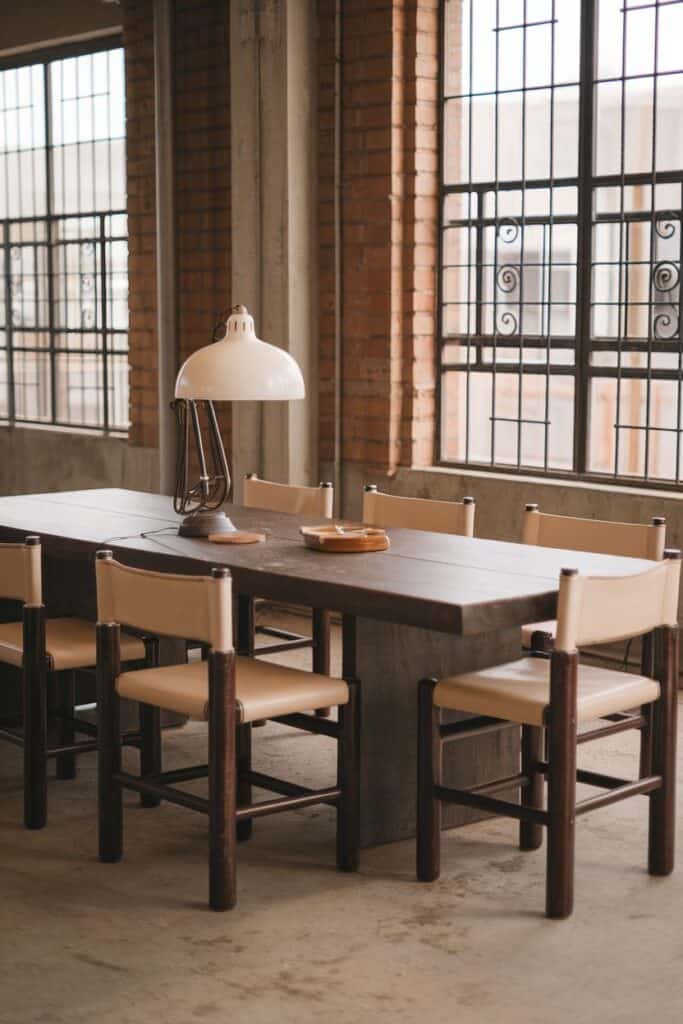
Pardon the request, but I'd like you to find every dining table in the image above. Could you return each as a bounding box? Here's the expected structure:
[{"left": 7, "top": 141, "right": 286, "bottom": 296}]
[{"left": 0, "top": 487, "right": 655, "bottom": 847}]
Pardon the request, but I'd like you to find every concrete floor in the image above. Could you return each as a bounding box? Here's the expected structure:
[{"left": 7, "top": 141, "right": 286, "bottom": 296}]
[{"left": 2, "top": 613, "right": 683, "bottom": 1024}]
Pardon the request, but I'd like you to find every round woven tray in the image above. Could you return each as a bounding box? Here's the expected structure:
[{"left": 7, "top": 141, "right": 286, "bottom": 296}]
[{"left": 300, "top": 524, "right": 390, "bottom": 553}]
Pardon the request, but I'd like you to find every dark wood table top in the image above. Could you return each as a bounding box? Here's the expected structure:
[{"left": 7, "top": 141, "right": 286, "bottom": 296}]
[{"left": 0, "top": 488, "right": 655, "bottom": 636}]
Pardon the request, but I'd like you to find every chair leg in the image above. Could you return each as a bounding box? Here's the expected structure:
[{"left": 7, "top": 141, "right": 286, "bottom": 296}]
[
  {"left": 639, "top": 703, "right": 654, "bottom": 780},
  {"left": 336, "top": 677, "right": 360, "bottom": 872},
  {"left": 520, "top": 725, "right": 544, "bottom": 851},
  {"left": 417, "top": 677, "right": 441, "bottom": 882},
  {"left": 639, "top": 632, "right": 655, "bottom": 778},
  {"left": 531, "top": 631, "right": 553, "bottom": 656},
  {"left": 139, "top": 703, "right": 162, "bottom": 808},
  {"left": 649, "top": 625, "right": 678, "bottom": 877},
  {"left": 208, "top": 649, "right": 237, "bottom": 911},
  {"left": 236, "top": 722, "right": 253, "bottom": 842},
  {"left": 546, "top": 651, "right": 577, "bottom": 919},
  {"left": 313, "top": 609, "right": 332, "bottom": 718},
  {"left": 56, "top": 671, "right": 77, "bottom": 781},
  {"left": 236, "top": 594, "right": 255, "bottom": 657},
  {"left": 97, "top": 623, "right": 123, "bottom": 862},
  {"left": 238, "top": 593, "right": 268, "bottom": 728},
  {"left": 23, "top": 606, "right": 47, "bottom": 830}
]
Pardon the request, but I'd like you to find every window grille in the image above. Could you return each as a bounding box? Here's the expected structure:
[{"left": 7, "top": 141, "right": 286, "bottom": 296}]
[{"left": 0, "top": 39, "right": 128, "bottom": 433}]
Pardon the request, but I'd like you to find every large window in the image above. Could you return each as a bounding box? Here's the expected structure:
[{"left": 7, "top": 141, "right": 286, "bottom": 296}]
[
  {"left": 0, "top": 40, "right": 128, "bottom": 433},
  {"left": 439, "top": 0, "right": 683, "bottom": 486}
]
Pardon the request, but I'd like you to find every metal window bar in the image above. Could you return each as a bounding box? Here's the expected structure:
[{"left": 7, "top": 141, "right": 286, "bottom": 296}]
[
  {"left": 0, "top": 38, "right": 128, "bottom": 435},
  {"left": 438, "top": 0, "right": 683, "bottom": 489}
]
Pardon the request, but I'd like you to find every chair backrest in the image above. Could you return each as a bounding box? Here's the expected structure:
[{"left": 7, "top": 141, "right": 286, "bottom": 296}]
[
  {"left": 362, "top": 486, "right": 476, "bottom": 537},
  {"left": 0, "top": 536, "right": 42, "bottom": 605},
  {"left": 95, "top": 551, "right": 233, "bottom": 652},
  {"left": 522, "top": 504, "right": 666, "bottom": 561},
  {"left": 554, "top": 551, "right": 681, "bottom": 653},
  {"left": 243, "top": 475, "right": 333, "bottom": 519}
]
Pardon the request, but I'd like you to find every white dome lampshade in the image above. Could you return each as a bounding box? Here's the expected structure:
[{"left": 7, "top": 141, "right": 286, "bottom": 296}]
[{"left": 174, "top": 305, "right": 305, "bottom": 402}]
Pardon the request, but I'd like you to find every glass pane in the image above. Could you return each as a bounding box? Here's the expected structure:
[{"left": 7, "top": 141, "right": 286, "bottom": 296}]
[
  {"left": 55, "top": 352, "right": 103, "bottom": 427},
  {"left": 0, "top": 47, "right": 128, "bottom": 432},
  {"left": 13, "top": 351, "right": 52, "bottom": 422},
  {"left": 0, "top": 349, "right": 9, "bottom": 419},
  {"left": 108, "top": 353, "right": 131, "bottom": 431}
]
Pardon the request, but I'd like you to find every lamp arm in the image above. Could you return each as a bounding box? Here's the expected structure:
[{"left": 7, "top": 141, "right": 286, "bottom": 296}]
[
  {"left": 189, "top": 400, "right": 211, "bottom": 501},
  {"left": 206, "top": 400, "right": 231, "bottom": 502},
  {"left": 171, "top": 399, "right": 190, "bottom": 515},
  {"left": 171, "top": 398, "right": 230, "bottom": 517}
]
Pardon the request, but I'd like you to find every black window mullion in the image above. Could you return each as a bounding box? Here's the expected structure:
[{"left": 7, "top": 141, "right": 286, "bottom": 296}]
[
  {"left": 573, "top": 0, "right": 597, "bottom": 476},
  {"left": 3, "top": 223, "right": 15, "bottom": 422},
  {"left": 100, "top": 213, "right": 109, "bottom": 432},
  {"left": 43, "top": 60, "right": 57, "bottom": 424}
]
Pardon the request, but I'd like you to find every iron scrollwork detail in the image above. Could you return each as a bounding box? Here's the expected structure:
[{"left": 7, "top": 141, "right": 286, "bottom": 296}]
[
  {"left": 651, "top": 212, "right": 680, "bottom": 341},
  {"left": 494, "top": 218, "right": 521, "bottom": 336},
  {"left": 79, "top": 240, "right": 96, "bottom": 329},
  {"left": 654, "top": 213, "right": 678, "bottom": 241},
  {"left": 495, "top": 264, "right": 520, "bottom": 293},
  {"left": 497, "top": 310, "right": 518, "bottom": 336},
  {"left": 9, "top": 246, "right": 22, "bottom": 327},
  {"left": 497, "top": 218, "right": 519, "bottom": 244}
]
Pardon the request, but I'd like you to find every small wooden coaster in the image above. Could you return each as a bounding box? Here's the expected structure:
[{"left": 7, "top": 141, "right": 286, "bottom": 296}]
[{"left": 208, "top": 531, "right": 266, "bottom": 544}]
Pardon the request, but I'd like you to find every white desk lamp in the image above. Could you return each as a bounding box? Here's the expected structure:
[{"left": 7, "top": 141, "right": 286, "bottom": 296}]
[{"left": 172, "top": 305, "right": 305, "bottom": 537}]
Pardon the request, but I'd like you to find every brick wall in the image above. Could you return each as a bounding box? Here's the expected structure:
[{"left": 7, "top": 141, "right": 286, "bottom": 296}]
[
  {"left": 317, "top": 0, "right": 439, "bottom": 476},
  {"left": 398, "top": 0, "right": 439, "bottom": 469},
  {"left": 123, "top": 0, "right": 231, "bottom": 450},
  {"left": 123, "top": 0, "right": 158, "bottom": 448},
  {"left": 124, "top": 0, "right": 438, "bottom": 475},
  {"left": 174, "top": 0, "right": 231, "bottom": 444}
]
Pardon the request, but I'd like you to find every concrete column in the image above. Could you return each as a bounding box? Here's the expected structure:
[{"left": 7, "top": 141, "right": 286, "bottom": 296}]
[{"left": 229, "top": 0, "right": 317, "bottom": 496}]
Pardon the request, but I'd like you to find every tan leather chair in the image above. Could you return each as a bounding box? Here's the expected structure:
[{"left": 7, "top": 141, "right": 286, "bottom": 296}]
[
  {"left": 241, "top": 474, "right": 334, "bottom": 718},
  {"left": 0, "top": 536, "right": 147, "bottom": 829},
  {"left": 417, "top": 551, "right": 681, "bottom": 919},
  {"left": 521, "top": 504, "right": 666, "bottom": 652},
  {"left": 243, "top": 475, "right": 334, "bottom": 520},
  {"left": 362, "top": 485, "right": 476, "bottom": 536},
  {"left": 95, "top": 550, "right": 360, "bottom": 911}
]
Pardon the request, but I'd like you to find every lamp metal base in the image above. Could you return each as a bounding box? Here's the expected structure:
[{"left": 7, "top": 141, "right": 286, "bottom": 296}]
[{"left": 178, "top": 510, "right": 237, "bottom": 538}]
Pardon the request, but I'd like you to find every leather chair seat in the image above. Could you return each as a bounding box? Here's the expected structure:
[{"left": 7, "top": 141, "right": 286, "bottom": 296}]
[
  {"left": 116, "top": 656, "right": 349, "bottom": 723},
  {"left": 0, "top": 618, "right": 146, "bottom": 671},
  {"left": 521, "top": 619, "right": 557, "bottom": 649},
  {"left": 434, "top": 656, "right": 660, "bottom": 727}
]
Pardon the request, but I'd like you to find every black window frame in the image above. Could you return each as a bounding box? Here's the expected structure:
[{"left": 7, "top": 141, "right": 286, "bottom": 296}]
[
  {"left": 437, "top": 0, "right": 683, "bottom": 491},
  {"left": 0, "top": 34, "right": 129, "bottom": 436}
]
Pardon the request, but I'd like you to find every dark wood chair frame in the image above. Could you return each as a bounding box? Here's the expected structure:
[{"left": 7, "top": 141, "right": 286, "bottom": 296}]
[
  {"left": 0, "top": 569, "right": 155, "bottom": 830},
  {"left": 417, "top": 624, "right": 678, "bottom": 919},
  {"left": 97, "top": 584, "right": 361, "bottom": 911},
  {"left": 522, "top": 511, "right": 667, "bottom": 664},
  {"left": 237, "top": 475, "right": 333, "bottom": 718},
  {"left": 236, "top": 595, "right": 332, "bottom": 719}
]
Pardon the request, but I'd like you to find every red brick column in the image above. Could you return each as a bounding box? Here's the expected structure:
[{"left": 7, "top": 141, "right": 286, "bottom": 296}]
[
  {"left": 399, "top": 0, "right": 439, "bottom": 469},
  {"left": 123, "top": 0, "right": 158, "bottom": 448},
  {"left": 174, "top": 0, "right": 231, "bottom": 445},
  {"left": 317, "top": 0, "right": 439, "bottom": 477},
  {"left": 123, "top": 0, "right": 231, "bottom": 450}
]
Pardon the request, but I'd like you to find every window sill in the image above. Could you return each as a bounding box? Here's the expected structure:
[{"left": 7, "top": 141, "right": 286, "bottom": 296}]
[
  {"left": 408, "top": 465, "right": 683, "bottom": 503},
  {"left": 0, "top": 421, "right": 129, "bottom": 441}
]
